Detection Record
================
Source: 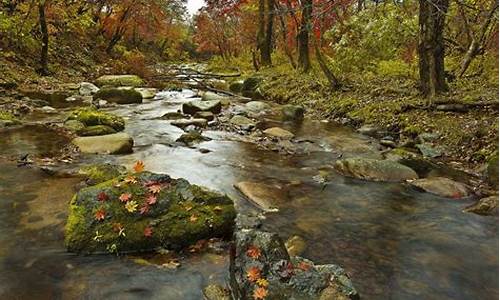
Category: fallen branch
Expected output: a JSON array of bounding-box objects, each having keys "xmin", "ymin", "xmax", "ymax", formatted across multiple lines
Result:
[{"xmin": 401, "ymin": 100, "xmax": 499, "ymax": 112}]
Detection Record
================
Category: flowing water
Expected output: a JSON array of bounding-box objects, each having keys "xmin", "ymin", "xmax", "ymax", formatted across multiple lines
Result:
[{"xmin": 0, "ymin": 89, "xmax": 497, "ymax": 299}]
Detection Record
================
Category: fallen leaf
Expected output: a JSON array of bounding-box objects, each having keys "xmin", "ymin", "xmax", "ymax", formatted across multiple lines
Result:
[
  {"xmin": 148, "ymin": 184, "xmax": 162, "ymax": 194},
  {"xmin": 246, "ymin": 245, "xmax": 262, "ymax": 259},
  {"xmin": 246, "ymin": 266, "xmax": 261, "ymax": 282},
  {"xmin": 95, "ymin": 208, "xmax": 106, "ymax": 221},
  {"xmin": 253, "ymin": 287, "xmax": 268, "ymax": 300},
  {"xmin": 189, "ymin": 214, "xmax": 199, "ymax": 222},
  {"xmin": 140, "ymin": 204, "xmax": 150, "ymax": 215},
  {"xmin": 119, "ymin": 193, "xmax": 132, "ymax": 203},
  {"xmin": 124, "ymin": 175, "xmax": 137, "ymax": 184},
  {"xmin": 133, "ymin": 160, "xmax": 145, "ymax": 173},
  {"xmin": 144, "ymin": 226, "xmax": 153, "ymax": 237},
  {"xmin": 97, "ymin": 192, "xmax": 109, "ymax": 202},
  {"xmin": 125, "ymin": 201, "xmax": 138, "ymax": 213},
  {"xmin": 297, "ymin": 261, "xmax": 311, "ymax": 271},
  {"xmin": 213, "ymin": 205, "xmax": 222, "ymax": 212},
  {"xmin": 256, "ymin": 278, "xmax": 268, "ymax": 287},
  {"xmin": 146, "ymin": 194, "xmax": 157, "ymax": 205}
]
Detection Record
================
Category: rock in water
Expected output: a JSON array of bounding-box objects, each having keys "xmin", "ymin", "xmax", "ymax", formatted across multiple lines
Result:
[
  {"xmin": 72, "ymin": 133, "xmax": 134, "ymax": 154},
  {"xmin": 229, "ymin": 80, "xmax": 244, "ymax": 93},
  {"xmin": 282, "ymin": 105, "xmax": 305, "ymax": 121},
  {"xmin": 134, "ymin": 88, "xmax": 157, "ymax": 99},
  {"xmin": 176, "ymin": 131, "xmax": 211, "ymax": 145},
  {"xmin": 93, "ymin": 88, "xmax": 143, "ymax": 104},
  {"xmin": 263, "ymin": 127, "xmax": 294, "ymax": 139},
  {"xmin": 230, "ymin": 115, "xmax": 255, "ymax": 129},
  {"xmin": 66, "ymin": 108, "xmax": 125, "ymax": 131},
  {"xmin": 79, "ymin": 82, "xmax": 99, "ymax": 96},
  {"xmin": 486, "ymin": 153, "xmax": 499, "ymax": 188},
  {"xmin": 65, "ymin": 171, "xmax": 236, "ymax": 254},
  {"xmin": 464, "ymin": 195, "xmax": 499, "ymax": 216},
  {"xmin": 77, "ymin": 125, "xmax": 116, "ymax": 136},
  {"xmin": 182, "ymin": 100, "xmax": 222, "ymax": 115},
  {"xmin": 241, "ymin": 76, "xmax": 264, "ymax": 99},
  {"xmin": 410, "ymin": 177, "xmax": 470, "ymax": 198},
  {"xmin": 234, "ymin": 181, "xmax": 286, "ymax": 212},
  {"xmin": 230, "ymin": 229, "xmax": 359, "ymax": 300},
  {"xmin": 245, "ymin": 101, "xmax": 269, "ymax": 113},
  {"xmin": 334, "ymin": 158, "xmax": 418, "ymax": 182},
  {"xmin": 95, "ymin": 75, "xmax": 144, "ymax": 87},
  {"xmin": 170, "ymin": 118, "xmax": 208, "ymax": 129}
]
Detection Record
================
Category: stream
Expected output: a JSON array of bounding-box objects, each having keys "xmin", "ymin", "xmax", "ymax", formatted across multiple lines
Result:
[{"xmin": 0, "ymin": 88, "xmax": 498, "ymax": 299}]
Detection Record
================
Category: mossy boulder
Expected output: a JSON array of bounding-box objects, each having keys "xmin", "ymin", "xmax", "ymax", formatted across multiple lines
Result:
[
  {"xmin": 65, "ymin": 172, "xmax": 236, "ymax": 254},
  {"xmin": 78, "ymin": 163, "xmax": 126, "ymax": 185},
  {"xmin": 182, "ymin": 100, "xmax": 222, "ymax": 115},
  {"xmin": 176, "ymin": 131, "xmax": 211, "ymax": 145},
  {"xmin": 95, "ymin": 75, "xmax": 145, "ymax": 87},
  {"xmin": 241, "ymin": 76, "xmax": 264, "ymax": 99},
  {"xmin": 77, "ymin": 125, "xmax": 117, "ymax": 136},
  {"xmin": 93, "ymin": 88, "xmax": 143, "ymax": 104},
  {"xmin": 486, "ymin": 153, "xmax": 499, "ymax": 188},
  {"xmin": 334, "ymin": 158, "xmax": 418, "ymax": 182},
  {"xmin": 229, "ymin": 80, "xmax": 244, "ymax": 93},
  {"xmin": 282, "ymin": 105, "xmax": 305, "ymax": 121},
  {"xmin": 67, "ymin": 108, "xmax": 125, "ymax": 132},
  {"xmin": 0, "ymin": 110, "xmax": 21, "ymax": 127}
]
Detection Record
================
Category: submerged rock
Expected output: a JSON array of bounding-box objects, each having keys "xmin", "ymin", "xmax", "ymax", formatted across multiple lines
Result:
[
  {"xmin": 72, "ymin": 133, "xmax": 134, "ymax": 154},
  {"xmin": 93, "ymin": 88, "xmax": 143, "ymax": 104},
  {"xmin": 230, "ymin": 229, "xmax": 359, "ymax": 300},
  {"xmin": 464, "ymin": 195, "xmax": 499, "ymax": 216},
  {"xmin": 282, "ymin": 105, "xmax": 304, "ymax": 121},
  {"xmin": 66, "ymin": 108, "xmax": 125, "ymax": 132},
  {"xmin": 65, "ymin": 171, "xmax": 236, "ymax": 254},
  {"xmin": 182, "ymin": 100, "xmax": 222, "ymax": 115},
  {"xmin": 334, "ymin": 158, "xmax": 418, "ymax": 182},
  {"xmin": 234, "ymin": 181, "xmax": 286, "ymax": 212},
  {"xmin": 264, "ymin": 127, "xmax": 294, "ymax": 139},
  {"xmin": 95, "ymin": 75, "xmax": 144, "ymax": 87},
  {"xmin": 410, "ymin": 177, "xmax": 470, "ymax": 198}
]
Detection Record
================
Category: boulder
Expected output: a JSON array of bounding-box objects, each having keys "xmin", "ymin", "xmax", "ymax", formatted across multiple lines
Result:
[
  {"xmin": 134, "ymin": 88, "xmax": 157, "ymax": 99},
  {"xmin": 93, "ymin": 88, "xmax": 143, "ymax": 104},
  {"xmin": 65, "ymin": 171, "xmax": 236, "ymax": 253},
  {"xmin": 201, "ymin": 91, "xmax": 227, "ymax": 102},
  {"xmin": 229, "ymin": 229, "xmax": 359, "ymax": 300},
  {"xmin": 282, "ymin": 105, "xmax": 304, "ymax": 121},
  {"xmin": 66, "ymin": 108, "xmax": 125, "ymax": 131},
  {"xmin": 384, "ymin": 148, "xmax": 420, "ymax": 161},
  {"xmin": 170, "ymin": 118, "xmax": 208, "ymax": 129},
  {"xmin": 245, "ymin": 101, "xmax": 269, "ymax": 114},
  {"xmin": 78, "ymin": 163, "xmax": 126, "ymax": 185},
  {"xmin": 485, "ymin": 153, "xmax": 499, "ymax": 188},
  {"xmin": 264, "ymin": 127, "xmax": 294, "ymax": 139},
  {"xmin": 159, "ymin": 112, "xmax": 187, "ymax": 120},
  {"xmin": 95, "ymin": 75, "xmax": 144, "ymax": 87},
  {"xmin": 234, "ymin": 181, "xmax": 286, "ymax": 212},
  {"xmin": 229, "ymin": 80, "xmax": 244, "ymax": 93},
  {"xmin": 357, "ymin": 124, "xmax": 383, "ymax": 138},
  {"xmin": 410, "ymin": 177, "xmax": 469, "ymax": 198},
  {"xmin": 325, "ymin": 135, "xmax": 382, "ymax": 159},
  {"xmin": 241, "ymin": 76, "xmax": 264, "ymax": 99},
  {"xmin": 176, "ymin": 131, "xmax": 211, "ymax": 145},
  {"xmin": 203, "ymin": 284, "xmax": 231, "ymax": 300},
  {"xmin": 194, "ymin": 111, "xmax": 215, "ymax": 121},
  {"xmin": 77, "ymin": 125, "xmax": 117, "ymax": 137},
  {"xmin": 464, "ymin": 195, "xmax": 499, "ymax": 216},
  {"xmin": 334, "ymin": 158, "xmax": 418, "ymax": 182},
  {"xmin": 0, "ymin": 110, "xmax": 20, "ymax": 126},
  {"xmin": 72, "ymin": 133, "xmax": 134, "ymax": 154},
  {"xmin": 182, "ymin": 100, "xmax": 222, "ymax": 115},
  {"xmin": 39, "ymin": 106, "xmax": 57, "ymax": 114},
  {"xmin": 64, "ymin": 120, "xmax": 86, "ymax": 132},
  {"xmin": 230, "ymin": 115, "xmax": 255, "ymax": 129},
  {"xmin": 79, "ymin": 82, "xmax": 99, "ymax": 96},
  {"xmin": 415, "ymin": 143, "xmax": 443, "ymax": 158}
]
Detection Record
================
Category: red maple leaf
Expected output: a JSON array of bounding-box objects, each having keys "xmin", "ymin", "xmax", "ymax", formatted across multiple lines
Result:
[
  {"xmin": 119, "ymin": 193, "xmax": 132, "ymax": 203},
  {"xmin": 297, "ymin": 261, "xmax": 312, "ymax": 271},
  {"xmin": 133, "ymin": 160, "xmax": 145, "ymax": 173},
  {"xmin": 246, "ymin": 245, "xmax": 262, "ymax": 259},
  {"xmin": 146, "ymin": 194, "xmax": 157, "ymax": 205},
  {"xmin": 140, "ymin": 204, "xmax": 150, "ymax": 215},
  {"xmin": 246, "ymin": 266, "xmax": 261, "ymax": 282},
  {"xmin": 95, "ymin": 208, "xmax": 106, "ymax": 221},
  {"xmin": 144, "ymin": 226, "xmax": 153, "ymax": 237},
  {"xmin": 97, "ymin": 192, "xmax": 109, "ymax": 202},
  {"xmin": 148, "ymin": 184, "xmax": 162, "ymax": 194}
]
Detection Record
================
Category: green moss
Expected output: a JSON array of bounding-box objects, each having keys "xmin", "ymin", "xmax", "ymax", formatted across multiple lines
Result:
[
  {"xmin": 95, "ymin": 75, "xmax": 144, "ymax": 87},
  {"xmin": 79, "ymin": 164, "xmax": 125, "ymax": 185},
  {"xmin": 65, "ymin": 172, "xmax": 236, "ymax": 254},
  {"xmin": 0, "ymin": 110, "xmax": 20, "ymax": 124},
  {"xmin": 67, "ymin": 107, "xmax": 125, "ymax": 131},
  {"xmin": 93, "ymin": 88, "xmax": 143, "ymax": 104},
  {"xmin": 77, "ymin": 125, "xmax": 116, "ymax": 136}
]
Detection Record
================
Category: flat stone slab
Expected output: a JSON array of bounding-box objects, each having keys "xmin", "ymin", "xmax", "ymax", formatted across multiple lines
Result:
[
  {"xmin": 73, "ymin": 133, "xmax": 134, "ymax": 154},
  {"xmin": 334, "ymin": 158, "xmax": 418, "ymax": 182},
  {"xmin": 264, "ymin": 127, "xmax": 294, "ymax": 139},
  {"xmin": 234, "ymin": 181, "xmax": 286, "ymax": 212},
  {"xmin": 411, "ymin": 177, "xmax": 470, "ymax": 198},
  {"xmin": 170, "ymin": 118, "xmax": 208, "ymax": 129}
]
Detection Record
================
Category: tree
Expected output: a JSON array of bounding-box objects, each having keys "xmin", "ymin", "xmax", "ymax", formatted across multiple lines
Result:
[
  {"xmin": 38, "ymin": 0, "xmax": 49, "ymax": 75},
  {"xmin": 418, "ymin": 0, "xmax": 450, "ymax": 98},
  {"xmin": 297, "ymin": 0, "xmax": 312, "ymax": 72},
  {"xmin": 257, "ymin": 0, "xmax": 274, "ymax": 65}
]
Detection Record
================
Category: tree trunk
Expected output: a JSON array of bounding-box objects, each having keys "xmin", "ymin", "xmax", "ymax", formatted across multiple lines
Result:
[
  {"xmin": 297, "ymin": 0, "xmax": 312, "ymax": 72},
  {"xmin": 257, "ymin": 0, "xmax": 273, "ymax": 65},
  {"xmin": 38, "ymin": 0, "xmax": 49, "ymax": 76},
  {"xmin": 314, "ymin": 41, "xmax": 340, "ymax": 89},
  {"xmin": 418, "ymin": 0, "xmax": 449, "ymax": 98},
  {"xmin": 275, "ymin": 2, "xmax": 296, "ymax": 68}
]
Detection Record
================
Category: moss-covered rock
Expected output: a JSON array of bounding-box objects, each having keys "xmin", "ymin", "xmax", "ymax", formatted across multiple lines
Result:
[
  {"xmin": 67, "ymin": 108, "xmax": 125, "ymax": 132},
  {"xmin": 72, "ymin": 133, "xmax": 134, "ymax": 154},
  {"xmin": 93, "ymin": 88, "xmax": 143, "ymax": 104},
  {"xmin": 95, "ymin": 75, "xmax": 145, "ymax": 87},
  {"xmin": 0, "ymin": 110, "xmax": 21, "ymax": 127},
  {"xmin": 65, "ymin": 171, "xmax": 236, "ymax": 254},
  {"xmin": 241, "ymin": 76, "xmax": 263, "ymax": 99},
  {"xmin": 77, "ymin": 125, "xmax": 117, "ymax": 136},
  {"xmin": 486, "ymin": 152, "xmax": 499, "ymax": 188},
  {"xmin": 229, "ymin": 80, "xmax": 244, "ymax": 93},
  {"xmin": 78, "ymin": 164, "xmax": 126, "ymax": 185}
]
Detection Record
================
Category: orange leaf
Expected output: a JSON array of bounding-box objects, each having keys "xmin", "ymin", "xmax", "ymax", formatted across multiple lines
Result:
[
  {"xmin": 148, "ymin": 184, "xmax": 162, "ymax": 194},
  {"xmin": 97, "ymin": 192, "xmax": 109, "ymax": 202},
  {"xmin": 124, "ymin": 175, "xmax": 137, "ymax": 184},
  {"xmin": 297, "ymin": 261, "xmax": 311, "ymax": 271},
  {"xmin": 253, "ymin": 287, "xmax": 268, "ymax": 300},
  {"xmin": 95, "ymin": 209, "xmax": 106, "ymax": 221},
  {"xmin": 146, "ymin": 194, "xmax": 157, "ymax": 205},
  {"xmin": 119, "ymin": 193, "xmax": 132, "ymax": 203},
  {"xmin": 133, "ymin": 160, "xmax": 145, "ymax": 173},
  {"xmin": 246, "ymin": 245, "xmax": 261, "ymax": 259},
  {"xmin": 246, "ymin": 266, "xmax": 261, "ymax": 282},
  {"xmin": 144, "ymin": 226, "xmax": 153, "ymax": 237}
]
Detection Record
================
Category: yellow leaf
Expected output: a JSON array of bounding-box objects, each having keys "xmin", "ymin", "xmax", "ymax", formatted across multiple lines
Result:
[{"xmin": 125, "ymin": 201, "xmax": 138, "ymax": 213}]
